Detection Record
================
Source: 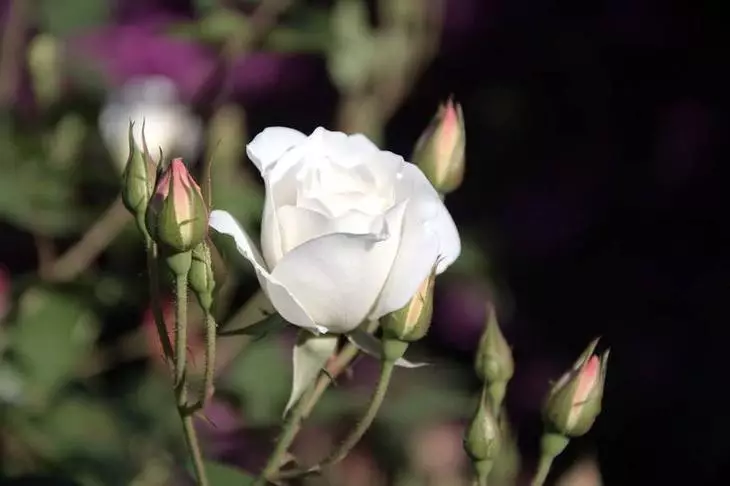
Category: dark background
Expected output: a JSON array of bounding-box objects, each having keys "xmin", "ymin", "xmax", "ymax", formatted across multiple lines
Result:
[{"xmin": 1, "ymin": 1, "xmax": 725, "ymax": 485}]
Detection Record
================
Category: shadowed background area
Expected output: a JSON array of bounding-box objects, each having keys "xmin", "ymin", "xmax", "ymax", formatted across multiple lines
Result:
[{"xmin": 0, "ymin": 1, "xmax": 724, "ymax": 486}]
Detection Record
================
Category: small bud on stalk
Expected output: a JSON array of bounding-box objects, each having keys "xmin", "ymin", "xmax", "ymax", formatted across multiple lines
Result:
[
  {"xmin": 412, "ymin": 98, "xmax": 465, "ymax": 194},
  {"xmin": 543, "ymin": 338, "xmax": 609, "ymax": 438},
  {"xmin": 464, "ymin": 388, "xmax": 501, "ymax": 485},
  {"xmin": 145, "ymin": 158, "xmax": 209, "ymax": 254},
  {"xmin": 531, "ymin": 339, "xmax": 609, "ymax": 486},
  {"xmin": 121, "ymin": 122, "xmax": 153, "ymax": 235},
  {"xmin": 474, "ymin": 304, "xmax": 514, "ymax": 414},
  {"xmin": 382, "ymin": 266, "xmax": 437, "ymax": 342}
]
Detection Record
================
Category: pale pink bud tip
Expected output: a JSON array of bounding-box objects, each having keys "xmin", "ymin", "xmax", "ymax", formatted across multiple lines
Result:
[{"xmin": 575, "ymin": 356, "xmax": 600, "ymax": 403}]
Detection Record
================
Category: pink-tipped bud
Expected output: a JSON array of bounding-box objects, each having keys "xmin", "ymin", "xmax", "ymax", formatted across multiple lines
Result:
[
  {"xmin": 412, "ymin": 98, "xmax": 466, "ymax": 194},
  {"xmin": 145, "ymin": 158, "xmax": 208, "ymax": 253},
  {"xmin": 543, "ymin": 339, "xmax": 609, "ymax": 437}
]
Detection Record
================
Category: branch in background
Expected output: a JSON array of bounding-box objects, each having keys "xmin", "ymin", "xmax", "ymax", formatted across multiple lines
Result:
[
  {"xmin": 0, "ymin": 0, "xmax": 27, "ymax": 105},
  {"xmin": 45, "ymin": 197, "xmax": 131, "ymax": 282}
]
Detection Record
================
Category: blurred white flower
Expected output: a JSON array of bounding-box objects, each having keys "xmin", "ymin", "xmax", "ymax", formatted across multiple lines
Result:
[
  {"xmin": 210, "ymin": 127, "xmax": 461, "ymax": 335},
  {"xmin": 98, "ymin": 76, "xmax": 202, "ymax": 172}
]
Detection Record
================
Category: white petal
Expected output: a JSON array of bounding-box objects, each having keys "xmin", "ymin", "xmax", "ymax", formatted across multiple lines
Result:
[
  {"xmin": 284, "ymin": 332, "xmax": 339, "ymax": 416},
  {"xmin": 310, "ymin": 127, "xmax": 380, "ymax": 167},
  {"xmin": 368, "ymin": 199, "xmax": 441, "ymax": 319},
  {"xmin": 209, "ymin": 210, "xmax": 319, "ymax": 332},
  {"xmin": 399, "ymin": 162, "xmax": 461, "ymax": 271},
  {"xmin": 260, "ymin": 193, "xmax": 284, "ymax": 268},
  {"xmin": 270, "ymin": 201, "xmax": 407, "ymax": 334},
  {"xmin": 368, "ymin": 164, "xmax": 461, "ymax": 319},
  {"xmin": 247, "ymin": 127, "xmax": 307, "ymax": 174},
  {"xmin": 276, "ymin": 205, "xmax": 330, "ymax": 254},
  {"xmin": 346, "ymin": 329, "xmax": 427, "ymax": 368}
]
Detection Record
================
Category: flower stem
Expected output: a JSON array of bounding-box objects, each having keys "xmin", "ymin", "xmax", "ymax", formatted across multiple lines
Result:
[
  {"xmin": 473, "ymin": 459, "xmax": 493, "ymax": 486},
  {"xmin": 146, "ymin": 239, "xmax": 174, "ymax": 361},
  {"xmin": 276, "ymin": 355, "xmax": 397, "ymax": 480},
  {"xmin": 201, "ymin": 310, "xmax": 217, "ymax": 405},
  {"xmin": 173, "ymin": 263, "xmax": 190, "ymax": 387},
  {"xmin": 171, "ymin": 257, "xmax": 209, "ymax": 486},
  {"xmin": 257, "ymin": 321, "xmax": 380, "ymax": 483},
  {"xmin": 253, "ymin": 385, "xmax": 317, "ymax": 486},
  {"xmin": 324, "ymin": 358, "xmax": 395, "ymax": 465},
  {"xmin": 531, "ymin": 432, "xmax": 570, "ymax": 486}
]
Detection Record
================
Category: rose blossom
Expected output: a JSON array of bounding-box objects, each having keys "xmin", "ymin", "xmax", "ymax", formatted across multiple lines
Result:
[{"xmin": 209, "ymin": 127, "xmax": 460, "ymax": 335}]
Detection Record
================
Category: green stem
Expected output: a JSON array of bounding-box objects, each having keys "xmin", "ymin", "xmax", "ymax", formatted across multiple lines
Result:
[
  {"xmin": 253, "ymin": 385, "xmax": 317, "ymax": 486},
  {"xmin": 146, "ymin": 239, "xmax": 174, "ymax": 361},
  {"xmin": 530, "ymin": 432, "xmax": 570, "ymax": 486},
  {"xmin": 172, "ymin": 262, "xmax": 209, "ymax": 486},
  {"xmin": 181, "ymin": 413, "xmax": 209, "ymax": 486},
  {"xmin": 201, "ymin": 310, "xmax": 217, "ymax": 405},
  {"xmin": 174, "ymin": 272, "xmax": 189, "ymax": 387},
  {"xmin": 487, "ymin": 381, "xmax": 506, "ymax": 418},
  {"xmin": 473, "ymin": 459, "xmax": 492, "ymax": 486},
  {"xmin": 276, "ymin": 356, "xmax": 397, "ymax": 480},
  {"xmin": 325, "ymin": 359, "xmax": 395, "ymax": 465}
]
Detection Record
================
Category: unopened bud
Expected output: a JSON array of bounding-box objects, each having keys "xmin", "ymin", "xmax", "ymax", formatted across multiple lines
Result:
[
  {"xmin": 121, "ymin": 121, "xmax": 153, "ymax": 234},
  {"xmin": 412, "ymin": 98, "xmax": 465, "ymax": 194},
  {"xmin": 382, "ymin": 266, "xmax": 436, "ymax": 342},
  {"xmin": 464, "ymin": 389, "xmax": 501, "ymax": 480},
  {"xmin": 145, "ymin": 158, "xmax": 208, "ymax": 253},
  {"xmin": 475, "ymin": 305, "xmax": 514, "ymax": 410},
  {"xmin": 189, "ymin": 242, "xmax": 215, "ymax": 311},
  {"xmin": 543, "ymin": 338, "xmax": 609, "ymax": 437}
]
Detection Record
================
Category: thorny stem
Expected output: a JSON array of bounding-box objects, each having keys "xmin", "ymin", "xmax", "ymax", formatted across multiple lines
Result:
[
  {"xmin": 174, "ymin": 272, "xmax": 189, "ymax": 389},
  {"xmin": 253, "ymin": 385, "xmax": 317, "ymax": 486},
  {"xmin": 173, "ymin": 269, "xmax": 209, "ymax": 486},
  {"xmin": 254, "ymin": 322, "xmax": 379, "ymax": 483},
  {"xmin": 275, "ymin": 344, "xmax": 398, "ymax": 480},
  {"xmin": 146, "ymin": 239, "xmax": 174, "ymax": 361},
  {"xmin": 200, "ymin": 310, "xmax": 217, "ymax": 406}
]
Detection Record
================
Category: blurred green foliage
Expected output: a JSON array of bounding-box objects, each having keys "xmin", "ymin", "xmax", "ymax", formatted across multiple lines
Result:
[{"xmin": 0, "ymin": 1, "xmax": 504, "ymax": 485}]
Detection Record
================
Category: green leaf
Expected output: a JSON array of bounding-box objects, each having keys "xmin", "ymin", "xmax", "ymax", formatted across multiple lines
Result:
[
  {"xmin": 192, "ymin": 461, "xmax": 255, "ymax": 485},
  {"xmin": 9, "ymin": 288, "xmax": 99, "ymax": 403},
  {"xmin": 37, "ymin": 0, "xmax": 110, "ymax": 36},
  {"xmin": 218, "ymin": 312, "xmax": 287, "ymax": 338}
]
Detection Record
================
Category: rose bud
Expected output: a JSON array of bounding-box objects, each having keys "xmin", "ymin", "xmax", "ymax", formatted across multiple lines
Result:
[
  {"xmin": 382, "ymin": 264, "xmax": 437, "ymax": 343},
  {"xmin": 474, "ymin": 304, "xmax": 514, "ymax": 413},
  {"xmin": 412, "ymin": 98, "xmax": 466, "ymax": 194},
  {"xmin": 543, "ymin": 338, "xmax": 609, "ymax": 437},
  {"xmin": 463, "ymin": 389, "xmax": 501, "ymax": 482},
  {"xmin": 121, "ymin": 121, "xmax": 153, "ymax": 233},
  {"xmin": 145, "ymin": 158, "xmax": 208, "ymax": 254}
]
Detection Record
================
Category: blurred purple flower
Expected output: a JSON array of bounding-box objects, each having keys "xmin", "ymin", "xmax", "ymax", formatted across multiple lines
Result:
[{"xmin": 70, "ymin": 24, "xmax": 217, "ymax": 102}]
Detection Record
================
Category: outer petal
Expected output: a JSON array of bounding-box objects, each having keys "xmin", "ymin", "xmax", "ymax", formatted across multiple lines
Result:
[
  {"xmin": 368, "ymin": 163, "xmax": 461, "ymax": 319},
  {"xmin": 209, "ymin": 210, "xmax": 324, "ymax": 333},
  {"xmin": 399, "ymin": 162, "xmax": 461, "ymax": 271},
  {"xmin": 367, "ymin": 200, "xmax": 441, "ymax": 319},
  {"xmin": 246, "ymin": 127, "xmax": 307, "ymax": 174},
  {"xmin": 270, "ymin": 201, "xmax": 407, "ymax": 333}
]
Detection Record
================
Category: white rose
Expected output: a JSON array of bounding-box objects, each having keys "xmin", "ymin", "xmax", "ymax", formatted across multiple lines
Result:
[
  {"xmin": 210, "ymin": 127, "xmax": 461, "ymax": 335},
  {"xmin": 98, "ymin": 76, "xmax": 202, "ymax": 172}
]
